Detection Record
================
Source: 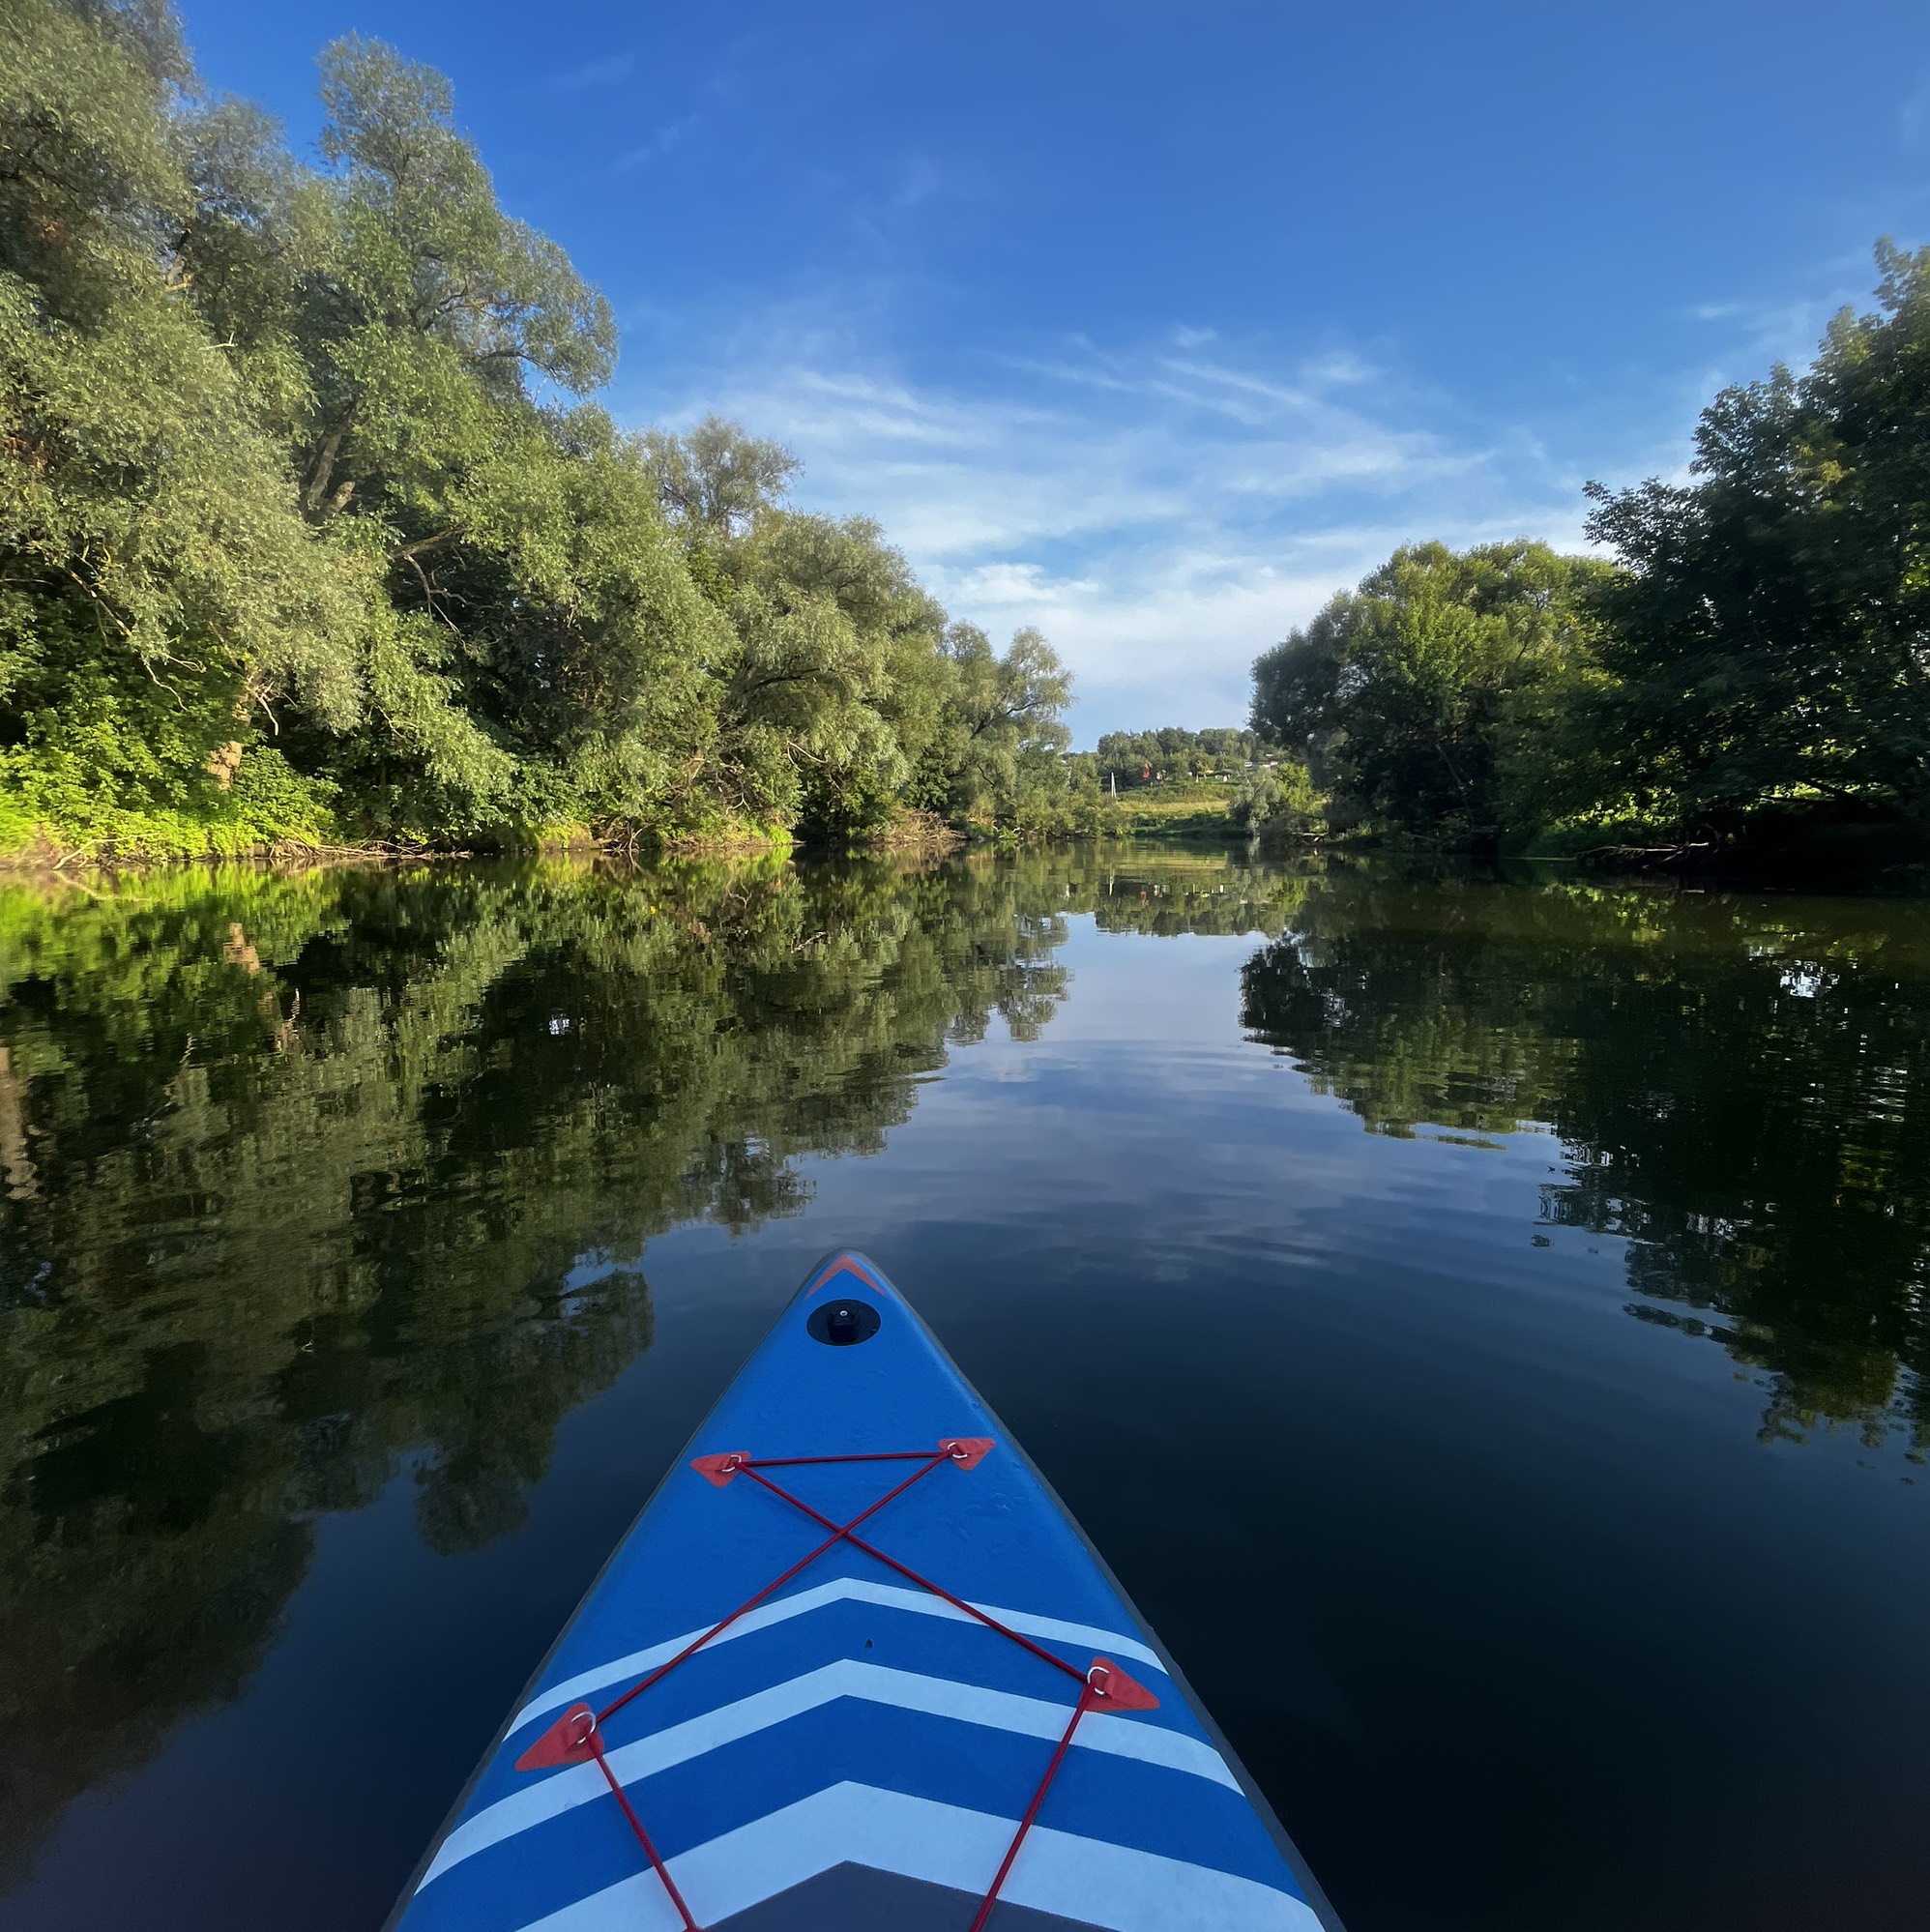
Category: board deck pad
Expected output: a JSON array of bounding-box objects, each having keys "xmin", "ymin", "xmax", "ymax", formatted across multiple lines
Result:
[{"xmin": 388, "ymin": 1253, "xmax": 1337, "ymax": 1932}]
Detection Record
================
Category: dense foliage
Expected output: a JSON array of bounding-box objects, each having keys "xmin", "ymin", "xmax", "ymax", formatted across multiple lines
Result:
[
  {"xmin": 0, "ymin": 2, "xmax": 1076, "ymax": 857},
  {"xmin": 1095, "ymin": 726, "xmax": 1257, "ymax": 788},
  {"xmin": 15, "ymin": 1, "xmax": 1927, "ymax": 864},
  {"xmin": 1249, "ymin": 542, "xmax": 1612, "ymax": 841},
  {"xmin": 1252, "ymin": 247, "xmax": 1930, "ymax": 854},
  {"xmin": 1581, "ymin": 240, "xmax": 1930, "ymax": 833},
  {"xmin": 1227, "ymin": 758, "xmax": 1320, "ymax": 838}
]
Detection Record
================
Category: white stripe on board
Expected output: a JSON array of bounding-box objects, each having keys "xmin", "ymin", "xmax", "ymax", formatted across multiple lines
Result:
[
  {"xmin": 511, "ymin": 1780, "xmax": 1317, "ymax": 1932},
  {"xmin": 510, "ymin": 1576, "xmax": 1165, "ymax": 1735},
  {"xmin": 424, "ymin": 1660, "xmax": 1236, "ymax": 1888}
]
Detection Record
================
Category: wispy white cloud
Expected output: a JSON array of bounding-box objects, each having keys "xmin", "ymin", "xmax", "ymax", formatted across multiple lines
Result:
[
  {"xmin": 612, "ymin": 302, "xmax": 1617, "ymax": 737},
  {"xmin": 891, "ymin": 157, "xmax": 945, "ymax": 211},
  {"xmin": 614, "ymin": 115, "xmax": 700, "ymax": 171},
  {"xmin": 552, "ymin": 53, "xmax": 634, "ymax": 91},
  {"xmin": 1687, "ymin": 293, "xmax": 1828, "ymax": 359},
  {"xmin": 1902, "ymin": 71, "xmax": 1930, "ymax": 146}
]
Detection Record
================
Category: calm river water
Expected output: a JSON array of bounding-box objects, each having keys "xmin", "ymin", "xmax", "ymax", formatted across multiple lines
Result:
[{"xmin": 0, "ymin": 851, "xmax": 1925, "ymax": 1932}]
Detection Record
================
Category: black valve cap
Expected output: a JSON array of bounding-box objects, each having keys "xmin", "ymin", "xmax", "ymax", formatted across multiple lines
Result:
[{"xmin": 806, "ymin": 1298, "xmax": 880, "ymax": 1346}]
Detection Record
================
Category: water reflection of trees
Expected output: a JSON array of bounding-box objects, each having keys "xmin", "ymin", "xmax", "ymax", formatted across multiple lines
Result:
[
  {"xmin": 1087, "ymin": 857, "xmax": 1321, "ymax": 938},
  {"xmin": 0, "ymin": 854, "xmax": 1097, "ymax": 1874},
  {"xmin": 20, "ymin": 848, "xmax": 1919, "ymax": 1874},
  {"xmin": 1240, "ymin": 869, "xmax": 1930, "ymax": 1457}
]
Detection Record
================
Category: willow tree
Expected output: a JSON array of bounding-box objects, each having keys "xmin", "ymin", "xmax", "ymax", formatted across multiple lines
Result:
[
  {"xmin": 0, "ymin": 6, "xmax": 1074, "ymax": 852},
  {"xmin": 259, "ymin": 38, "xmax": 732, "ymax": 837},
  {"xmin": 0, "ymin": 0, "xmax": 363, "ymax": 846},
  {"xmin": 641, "ymin": 418, "xmax": 1076, "ymax": 838},
  {"xmin": 1250, "ymin": 541, "xmax": 1611, "ymax": 840}
]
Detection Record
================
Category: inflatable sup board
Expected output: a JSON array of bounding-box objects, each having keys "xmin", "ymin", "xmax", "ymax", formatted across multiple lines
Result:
[{"xmin": 387, "ymin": 1251, "xmax": 1341, "ymax": 1931}]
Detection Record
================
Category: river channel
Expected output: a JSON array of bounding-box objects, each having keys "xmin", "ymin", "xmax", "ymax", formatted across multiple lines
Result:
[{"xmin": 0, "ymin": 850, "xmax": 1924, "ymax": 1931}]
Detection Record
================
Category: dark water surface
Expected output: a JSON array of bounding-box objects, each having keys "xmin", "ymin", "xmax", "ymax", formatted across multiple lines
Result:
[{"xmin": 1, "ymin": 852, "xmax": 1926, "ymax": 1932}]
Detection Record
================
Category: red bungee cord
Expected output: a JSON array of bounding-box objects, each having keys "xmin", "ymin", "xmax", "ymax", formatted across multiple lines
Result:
[{"xmin": 514, "ymin": 1437, "xmax": 1157, "ymax": 1932}]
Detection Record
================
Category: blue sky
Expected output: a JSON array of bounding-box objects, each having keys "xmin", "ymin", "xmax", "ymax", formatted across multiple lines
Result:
[{"xmin": 181, "ymin": 0, "xmax": 1930, "ymax": 742}]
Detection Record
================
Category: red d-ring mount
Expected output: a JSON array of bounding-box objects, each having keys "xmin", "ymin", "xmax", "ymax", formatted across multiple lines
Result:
[
  {"xmin": 515, "ymin": 1702, "xmax": 600, "ymax": 1771},
  {"xmin": 1079, "ymin": 1657, "xmax": 1159, "ymax": 1713}
]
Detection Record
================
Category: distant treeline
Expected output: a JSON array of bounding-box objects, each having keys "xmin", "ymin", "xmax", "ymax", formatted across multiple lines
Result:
[
  {"xmin": 1250, "ymin": 243, "xmax": 1930, "ymax": 858},
  {"xmin": 0, "ymin": 3, "xmax": 1089, "ymax": 859},
  {"xmin": 1094, "ymin": 727, "xmax": 1258, "ymax": 787}
]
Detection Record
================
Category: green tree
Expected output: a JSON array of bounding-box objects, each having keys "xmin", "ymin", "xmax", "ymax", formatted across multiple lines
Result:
[
  {"xmin": 269, "ymin": 38, "xmax": 737, "ymax": 838},
  {"xmin": 1096, "ymin": 727, "xmax": 1257, "ymax": 790},
  {"xmin": 1229, "ymin": 759, "xmax": 1319, "ymax": 837},
  {"xmin": 642, "ymin": 414, "xmax": 800, "ymax": 543},
  {"xmin": 1583, "ymin": 242, "xmax": 1930, "ymax": 831},
  {"xmin": 1249, "ymin": 541, "xmax": 1610, "ymax": 841},
  {"xmin": 0, "ymin": 6, "xmax": 1080, "ymax": 858},
  {"xmin": 921, "ymin": 623, "xmax": 1074, "ymax": 827},
  {"xmin": 638, "ymin": 418, "xmax": 955, "ymax": 835},
  {"xmin": 0, "ymin": 0, "xmax": 363, "ymax": 850}
]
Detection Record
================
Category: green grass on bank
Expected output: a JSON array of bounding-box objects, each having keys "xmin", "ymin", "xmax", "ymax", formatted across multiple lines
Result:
[
  {"xmin": 0, "ymin": 791, "xmax": 797, "ymax": 869},
  {"xmin": 1097, "ymin": 780, "xmax": 1243, "ymax": 839}
]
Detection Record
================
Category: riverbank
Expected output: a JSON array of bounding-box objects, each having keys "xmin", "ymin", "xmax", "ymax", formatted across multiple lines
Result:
[
  {"xmin": 0, "ymin": 786, "xmax": 1259, "ymax": 875},
  {"xmin": 0, "ymin": 807, "xmax": 803, "ymax": 876},
  {"xmin": 15, "ymin": 793, "xmax": 1928, "ymax": 895},
  {"xmin": 1568, "ymin": 814, "xmax": 1930, "ymax": 893}
]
